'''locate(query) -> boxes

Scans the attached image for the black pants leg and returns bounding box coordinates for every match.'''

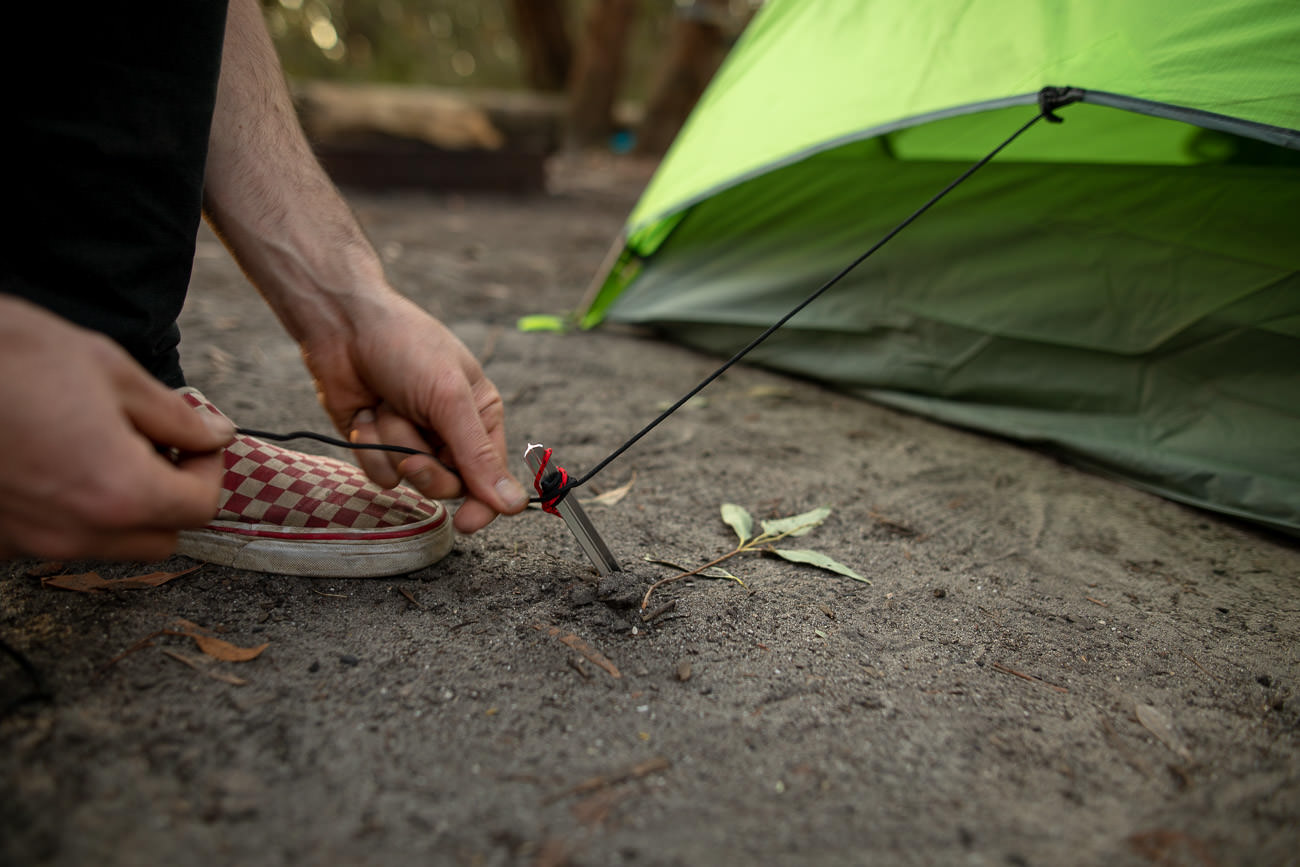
[2,3,229,387]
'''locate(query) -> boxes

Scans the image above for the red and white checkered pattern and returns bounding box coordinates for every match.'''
[217,437,434,534]
[175,389,452,577]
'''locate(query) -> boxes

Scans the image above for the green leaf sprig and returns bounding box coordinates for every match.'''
[641,503,869,611]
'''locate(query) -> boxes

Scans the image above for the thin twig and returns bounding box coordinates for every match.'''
[1179,649,1215,680]
[398,588,425,610]
[990,661,1069,693]
[867,510,922,538]
[640,600,677,623]
[97,629,190,676]
[544,757,671,805]
[640,551,737,610]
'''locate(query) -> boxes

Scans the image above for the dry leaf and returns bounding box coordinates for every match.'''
[583,472,637,507]
[1135,703,1192,761]
[24,561,66,578]
[189,633,269,663]
[42,572,109,593]
[160,648,248,686]
[112,566,202,588]
[42,566,200,593]
[205,670,250,686]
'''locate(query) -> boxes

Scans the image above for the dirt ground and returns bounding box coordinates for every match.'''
[2,154,1298,867]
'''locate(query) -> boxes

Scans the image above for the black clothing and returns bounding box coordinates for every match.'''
[3,4,229,386]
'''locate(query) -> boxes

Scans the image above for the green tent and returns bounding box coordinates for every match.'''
[582,0,1300,534]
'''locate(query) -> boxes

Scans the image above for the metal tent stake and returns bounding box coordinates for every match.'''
[524,443,621,577]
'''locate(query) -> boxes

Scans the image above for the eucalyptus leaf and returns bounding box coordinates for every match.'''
[771,548,870,583]
[720,503,754,543]
[760,506,831,538]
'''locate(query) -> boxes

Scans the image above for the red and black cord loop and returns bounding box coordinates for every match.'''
[530,447,569,514]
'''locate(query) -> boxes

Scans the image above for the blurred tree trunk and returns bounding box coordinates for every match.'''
[566,0,637,149]
[508,0,572,92]
[634,1,730,156]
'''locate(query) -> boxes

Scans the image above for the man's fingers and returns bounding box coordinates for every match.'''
[120,373,235,453]
[397,454,464,501]
[0,439,223,564]
[374,406,466,497]
[426,378,527,516]
[15,523,184,563]
[0,299,229,563]
[88,438,226,533]
[347,408,402,489]
[452,497,501,534]
[347,405,465,496]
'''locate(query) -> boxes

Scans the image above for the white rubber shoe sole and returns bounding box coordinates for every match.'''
[177,510,453,578]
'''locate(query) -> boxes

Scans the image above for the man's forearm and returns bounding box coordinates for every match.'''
[202,0,387,344]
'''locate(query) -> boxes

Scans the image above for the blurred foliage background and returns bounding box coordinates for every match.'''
[267,0,689,96]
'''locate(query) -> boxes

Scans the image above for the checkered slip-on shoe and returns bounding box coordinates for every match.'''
[174,388,453,577]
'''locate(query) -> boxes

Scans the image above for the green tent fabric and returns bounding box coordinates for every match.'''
[582,0,1300,534]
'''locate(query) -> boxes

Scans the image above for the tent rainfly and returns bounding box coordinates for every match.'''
[582,0,1300,534]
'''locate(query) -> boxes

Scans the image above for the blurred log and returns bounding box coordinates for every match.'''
[509,0,573,92]
[635,0,731,156]
[293,83,551,193]
[296,81,504,150]
[566,0,637,149]
[311,134,546,194]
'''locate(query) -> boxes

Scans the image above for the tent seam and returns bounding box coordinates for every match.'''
[627,89,1300,238]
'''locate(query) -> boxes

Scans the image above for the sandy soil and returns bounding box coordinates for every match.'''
[3,155,1298,867]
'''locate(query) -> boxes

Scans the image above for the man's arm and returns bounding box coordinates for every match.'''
[201,0,527,533]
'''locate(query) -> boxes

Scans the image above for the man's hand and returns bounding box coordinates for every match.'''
[0,297,234,561]
[301,291,528,534]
